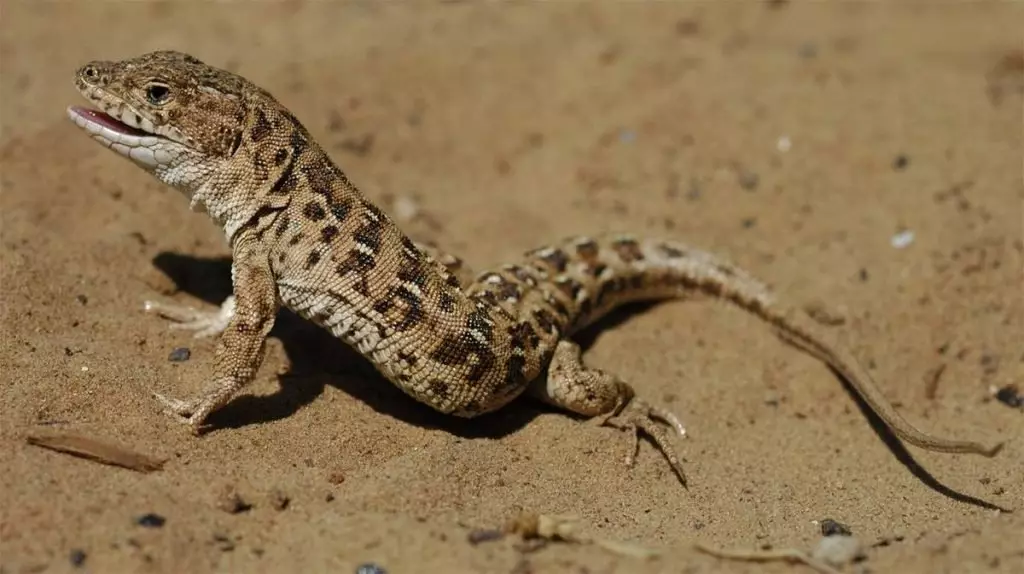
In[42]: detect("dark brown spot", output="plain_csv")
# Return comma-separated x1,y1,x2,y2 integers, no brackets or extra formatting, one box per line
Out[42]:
321,225,338,242
305,251,321,269
242,204,283,240
288,233,304,246
495,276,521,301
270,160,297,195
288,129,308,158
273,148,288,165
336,250,375,296
330,200,352,223
250,109,272,143
397,263,428,289
574,238,600,261
505,265,537,287
532,308,558,335
658,243,686,258
438,291,457,313
429,329,496,382
274,212,291,237
303,202,326,221
715,263,736,277
508,321,540,350
504,352,527,387
588,263,608,278
372,298,392,314
554,277,584,301
612,238,644,263
538,248,570,272
393,285,424,331
548,296,569,319
467,308,494,343
428,379,450,399
397,351,418,366
353,223,382,253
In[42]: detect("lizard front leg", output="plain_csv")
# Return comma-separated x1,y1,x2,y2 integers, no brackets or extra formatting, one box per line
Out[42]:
154,230,279,434
527,339,689,485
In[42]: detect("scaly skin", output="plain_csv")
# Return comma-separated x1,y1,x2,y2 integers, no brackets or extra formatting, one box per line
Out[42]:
66,51,1002,486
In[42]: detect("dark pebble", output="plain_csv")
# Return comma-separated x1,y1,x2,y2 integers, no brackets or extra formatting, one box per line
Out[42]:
69,549,87,567
467,529,505,545
741,217,757,229
355,563,387,574
76,294,88,305
738,169,760,191
212,532,235,552
820,518,852,537
136,513,166,528
994,385,1023,408
893,154,909,170
858,268,869,282
168,347,191,362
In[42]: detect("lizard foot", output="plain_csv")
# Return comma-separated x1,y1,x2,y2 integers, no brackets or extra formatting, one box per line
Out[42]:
153,392,205,435
600,396,688,486
144,296,236,338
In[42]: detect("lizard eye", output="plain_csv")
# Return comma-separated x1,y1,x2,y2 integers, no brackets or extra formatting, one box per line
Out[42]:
145,84,171,105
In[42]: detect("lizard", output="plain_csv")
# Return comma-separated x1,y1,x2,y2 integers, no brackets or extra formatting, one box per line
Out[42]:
65,50,1002,485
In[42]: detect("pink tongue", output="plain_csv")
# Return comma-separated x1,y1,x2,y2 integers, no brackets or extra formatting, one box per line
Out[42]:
70,105,148,136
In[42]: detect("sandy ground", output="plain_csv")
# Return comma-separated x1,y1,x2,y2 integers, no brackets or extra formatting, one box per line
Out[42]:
2,2,1022,573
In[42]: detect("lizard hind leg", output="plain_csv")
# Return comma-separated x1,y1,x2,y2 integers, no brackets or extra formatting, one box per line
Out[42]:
528,339,689,485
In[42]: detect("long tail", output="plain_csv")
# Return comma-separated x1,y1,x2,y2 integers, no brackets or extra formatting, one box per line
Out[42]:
510,233,1002,457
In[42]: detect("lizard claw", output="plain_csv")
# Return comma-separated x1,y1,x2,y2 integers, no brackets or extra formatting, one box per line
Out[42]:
602,397,688,486
144,296,236,339
153,392,204,435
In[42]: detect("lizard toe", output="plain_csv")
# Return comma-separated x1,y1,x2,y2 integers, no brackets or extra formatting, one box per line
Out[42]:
603,397,688,487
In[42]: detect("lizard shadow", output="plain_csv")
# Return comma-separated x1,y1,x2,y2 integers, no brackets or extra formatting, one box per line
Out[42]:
150,252,1008,511
831,368,1010,512
150,252,635,440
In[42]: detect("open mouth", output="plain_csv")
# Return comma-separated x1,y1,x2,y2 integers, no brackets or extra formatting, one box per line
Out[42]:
67,106,150,137
67,104,174,169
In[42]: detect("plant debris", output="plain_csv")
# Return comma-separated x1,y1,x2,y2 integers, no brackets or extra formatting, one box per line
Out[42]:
26,433,165,473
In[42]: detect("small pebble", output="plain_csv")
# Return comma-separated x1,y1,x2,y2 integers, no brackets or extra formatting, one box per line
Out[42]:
215,485,252,514
391,195,420,222
993,384,1023,408
891,229,915,249
168,347,191,362
69,549,87,567
467,529,505,545
776,135,792,152
268,488,290,511
737,169,760,191
811,534,864,566
355,563,387,574
819,518,852,537
798,43,818,59
618,129,636,144
212,532,235,552
893,154,910,170
136,513,166,528
76,294,88,305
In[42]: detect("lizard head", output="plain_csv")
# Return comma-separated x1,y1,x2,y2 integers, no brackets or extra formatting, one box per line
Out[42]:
67,50,250,194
